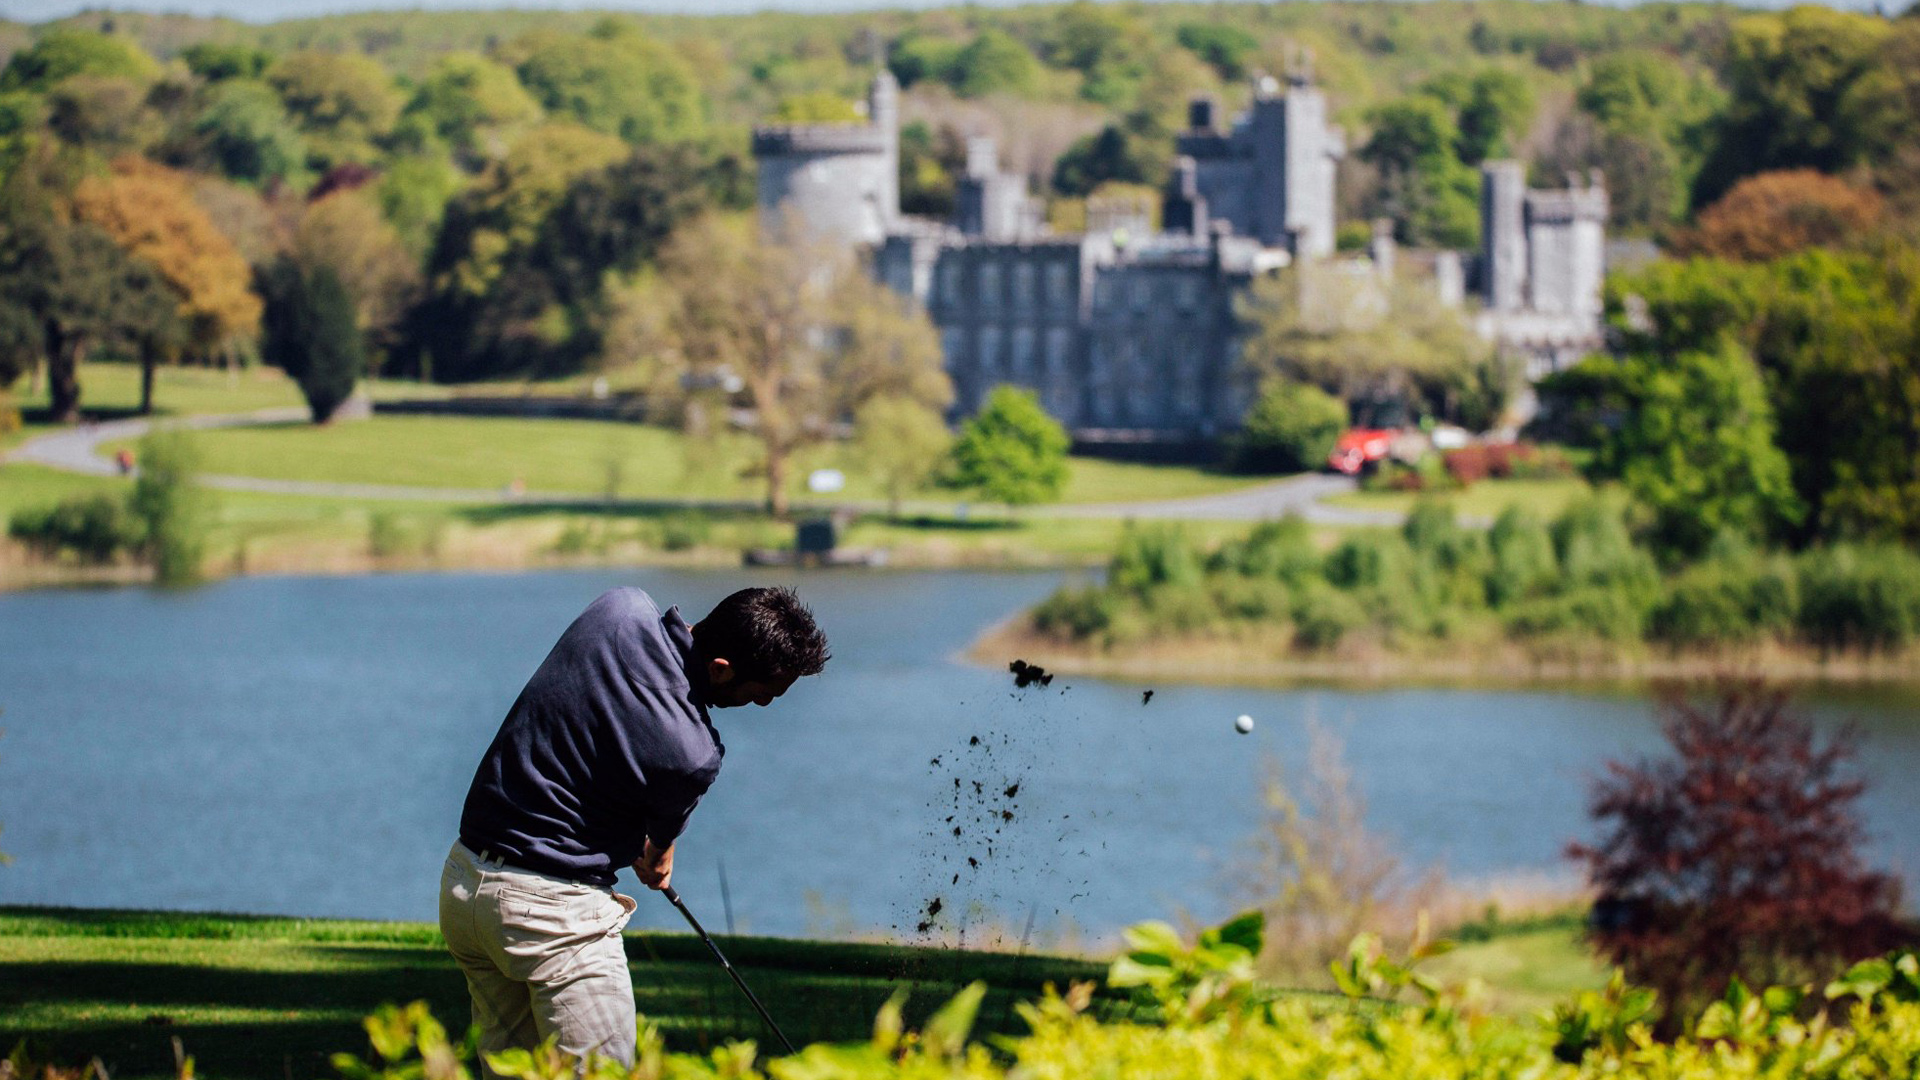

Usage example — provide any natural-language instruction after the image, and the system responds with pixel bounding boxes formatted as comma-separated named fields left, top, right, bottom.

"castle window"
left=1130, top=276, right=1151, bottom=312
left=1045, top=328, right=1072, bottom=374
left=938, top=262, right=960, bottom=308
left=1012, top=263, right=1036, bottom=313
left=1011, top=328, right=1036, bottom=381
left=978, top=263, right=1002, bottom=310
left=979, top=327, right=1003, bottom=376
left=1045, top=263, right=1071, bottom=306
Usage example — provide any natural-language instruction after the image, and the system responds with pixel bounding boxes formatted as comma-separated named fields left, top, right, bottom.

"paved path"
left=5, top=409, right=1403, bottom=524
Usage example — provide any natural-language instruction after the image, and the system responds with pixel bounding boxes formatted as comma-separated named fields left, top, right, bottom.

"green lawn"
left=98, top=414, right=1257, bottom=508
left=1322, top=477, right=1592, bottom=522
left=1421, top=925, right=1611, bottom=1015
left=0, top=907, right=1112, bottom=1080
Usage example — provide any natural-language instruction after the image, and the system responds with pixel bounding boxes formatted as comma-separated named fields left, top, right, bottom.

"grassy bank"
left=0, top=907, right=1110, bottom=1080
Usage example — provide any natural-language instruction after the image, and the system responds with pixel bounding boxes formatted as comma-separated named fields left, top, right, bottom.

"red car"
left=1327, top=428, right=1394, bottom=475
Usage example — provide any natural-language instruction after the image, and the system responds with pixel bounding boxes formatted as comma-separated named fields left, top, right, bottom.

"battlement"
left=751, top=125, right=891, bottom=157
left=1525, top=187, right=1609, bottom=225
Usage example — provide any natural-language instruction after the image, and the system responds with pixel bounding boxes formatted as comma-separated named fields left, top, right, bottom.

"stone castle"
left=754, top=71, right=1608, bottom=443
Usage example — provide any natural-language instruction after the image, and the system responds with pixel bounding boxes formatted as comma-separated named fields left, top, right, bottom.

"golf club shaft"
left=662, top=885, right=799, bottom=1055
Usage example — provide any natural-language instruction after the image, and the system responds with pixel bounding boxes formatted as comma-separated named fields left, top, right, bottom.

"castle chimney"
left=1188, top=96, right=1216, bottom=133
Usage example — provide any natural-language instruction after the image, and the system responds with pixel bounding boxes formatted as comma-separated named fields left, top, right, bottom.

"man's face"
left=704, top=658, right=797, bottom=709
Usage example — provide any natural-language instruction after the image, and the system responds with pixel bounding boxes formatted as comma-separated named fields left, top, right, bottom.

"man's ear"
left=707, top=657, right=735, bottom=686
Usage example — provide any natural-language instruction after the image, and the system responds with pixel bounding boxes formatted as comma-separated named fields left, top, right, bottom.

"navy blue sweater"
left=459, top=588, right=724, bottom=886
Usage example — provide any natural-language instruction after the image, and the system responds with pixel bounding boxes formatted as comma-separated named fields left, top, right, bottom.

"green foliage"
left=1289, top=579, right=1365, bottom=650
left=1590, top=340, right=1802, bottom=560
left=262, top=259, right=366, bottom=423
left=193, top=79, right=308, bottom=184
left=1361, top=96, right=1480, bottom=248
left=1174, top=23, right=1259, bottom=81
left=1044, top=1, right=1153, bottom=107
left=1649, top=555, right=1797, bottom=646
left=1229, top=379, right=1347, bottom=475
left=1209, top=516, right=1319, bottom=584
left=1794, top=544, right=1920, bottom=652
left=854, top=396, right=952, bottom=515
left=1549, top=969, right=1658, bottom=1063
left=1486, top=506, right=1558, bottom=606
left=509, top=30, right=703, bottom=145
left=888, top=33, right=962, bottom=90
left=129, top=430, right=211, bottom=586
left=771, top=92, right=862, bottom=124
left=268, top=51, right=403, bottom=169
left=0, top=30, right=160, bottom=94
left=7, top=493, right=137, bottom=563
left=948, top=31, right=1042, bottom=99
left=1107, top=912, right=1263, bottom=1025
left=402, top=52, right=542, bottom=164
left=1109, top=523, right=1202, bottom=594
left=947, top=386, right=1069, bottom=507
left=181, top=43, right=274, bottom=83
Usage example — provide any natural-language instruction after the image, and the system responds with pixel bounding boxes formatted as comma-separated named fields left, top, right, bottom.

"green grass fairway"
left=0, top=907, right=1111, bottom=1080
left=1322, top=477, right=1591, bottom=522
left=102, top=414, right=1258, bottom=508
left=1421, top=925, right=1611, bottom=1015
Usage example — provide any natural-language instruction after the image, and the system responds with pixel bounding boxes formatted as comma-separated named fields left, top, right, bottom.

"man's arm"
left=633, top=836, right=674, bottom=890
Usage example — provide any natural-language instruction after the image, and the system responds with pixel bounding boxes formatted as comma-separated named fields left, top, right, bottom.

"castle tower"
left=1480, top=160, right=1529, bottom=312
left=750, top=69, right=900, bottom=246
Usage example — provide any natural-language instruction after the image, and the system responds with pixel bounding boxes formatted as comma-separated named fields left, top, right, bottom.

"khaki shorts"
left=439, top=841, right=638, bottom=1077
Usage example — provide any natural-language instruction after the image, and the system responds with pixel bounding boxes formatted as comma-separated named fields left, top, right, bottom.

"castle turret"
left=751, top=70, right=900, bottom=245
left=1480, top=160, right=1529, bottom=312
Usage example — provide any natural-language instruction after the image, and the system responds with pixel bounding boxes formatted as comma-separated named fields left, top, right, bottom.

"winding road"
left=4, top=409, right=1400, bottom=524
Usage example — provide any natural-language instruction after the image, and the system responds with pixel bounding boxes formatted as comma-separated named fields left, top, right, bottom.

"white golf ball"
left=1234, top=714, right=1255, bottom=734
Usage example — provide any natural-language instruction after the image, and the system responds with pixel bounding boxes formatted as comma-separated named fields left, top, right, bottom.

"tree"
left=262, top=259, right=365, bottom=423
left=401, top=51, right=542, bottom=167
left=948, top=385, right=1070, bottom=509
left=1569, top=680, right=1904, bottom=1031
left=1423, top=69, right=1534, bottom=165
left=129, top=429, right=213, bottom=586
left=1229, top=379, right=1348, bottom=474
left=1045, top=1, right=1153, bottom=107
left=191, top=79, right=307, bottom=185
left=507, top=29, right=703, bottom=145
left=1691, top=7, right=1889, bottom=208
left=294, top=188, right=421, bottom=355
left=1175, top=23, right=1259, bottom=82
left=1238, top=260, right=1485, bottom=409
left=651, top=214, right=950, bottom=516
left=1360, top=97, right=1479, bottom=247
left=949, top=31, right=1043, bottom=99
left=1673, top=169, right=1883, bottom=262
left=267, top=51, right=402, bottom=169
left=855, top=396, right=951, bottom=517
left=180, top=42, right=273, bottom=83
left=0, top=29, right=159, bottom=94
left=0, top=214, right=178, bottom=422
left=70, top=158, right=262, bottom=410
left=1590, top=339, right=1802, bottom=560
left=46, top=75, right=160, bottom=155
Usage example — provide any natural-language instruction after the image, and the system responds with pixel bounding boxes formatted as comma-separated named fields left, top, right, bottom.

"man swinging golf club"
left=440, top=585, right=829, bottom=1074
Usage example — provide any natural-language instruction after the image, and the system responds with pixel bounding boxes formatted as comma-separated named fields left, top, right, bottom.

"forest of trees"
left=0, top=1, right=1916, bottom=434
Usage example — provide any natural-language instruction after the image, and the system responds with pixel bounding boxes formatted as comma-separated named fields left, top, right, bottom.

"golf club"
left=661, top=885, right=799, bottom=1055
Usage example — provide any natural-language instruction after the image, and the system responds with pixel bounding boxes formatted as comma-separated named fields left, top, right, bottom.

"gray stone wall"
left=751, top=73, right=899, bottom=245
left=1176, top=77, right=1342, bottom=258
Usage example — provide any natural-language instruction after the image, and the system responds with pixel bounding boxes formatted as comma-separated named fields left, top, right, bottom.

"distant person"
left=441, top=586, right=828, bottom=1074
left=115, top=448, right=134, bottom=475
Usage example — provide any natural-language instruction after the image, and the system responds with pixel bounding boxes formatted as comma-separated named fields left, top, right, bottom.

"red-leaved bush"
left=1568, top=680, right=1906, bottom=1030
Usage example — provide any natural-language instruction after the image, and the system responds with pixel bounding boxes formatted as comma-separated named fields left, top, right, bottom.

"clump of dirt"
left=1009, top=659, right=1053, bottom=688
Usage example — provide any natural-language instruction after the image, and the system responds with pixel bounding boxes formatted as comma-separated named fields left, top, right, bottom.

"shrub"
left=1108, top=524, right=1202, bottom=594
left=1552, top=495, right=1659, bottom=599
left=1228, top=380, right=1348, bottom=474
left=1505, top=585, right=1651, bottom=641
left=127, top=430, right=211, bottom=586
left=1215, top=576, right=1293, bottom=621
left=1485, top=506, right=1558, bottom=608
left=653, top=511, right=709, bottom=552
left=1569, top=680, right=1905, bottom=1032
left=1290, top=579, right=1364, bottom=650
left=1648, top=557, right=1797, bottom=646
left=1143, top=581, right=1221, bottom=634
left=1209, top=516, right=1319, bottom=584
left=1795, top=544, right=1920, bottom=652
left=8, top=494, right=136, bottom=563
left=1324, top=530, right=1417, bottom=592
left=1032, top=585, right=1118, bottom=640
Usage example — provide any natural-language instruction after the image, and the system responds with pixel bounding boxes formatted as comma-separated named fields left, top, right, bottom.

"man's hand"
left=634, top=838, right=675, bottom=891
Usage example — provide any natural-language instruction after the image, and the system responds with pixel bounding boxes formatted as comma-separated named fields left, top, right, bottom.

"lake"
left=0, top=568, right=1914, bottom=945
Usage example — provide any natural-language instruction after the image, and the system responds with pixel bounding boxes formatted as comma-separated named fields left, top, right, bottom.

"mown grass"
left=0, top=907, right=1112, bottom=1080
left=100, top=416, right=1255, bottom=507
left=1320, top=477, right=1591, bottom=522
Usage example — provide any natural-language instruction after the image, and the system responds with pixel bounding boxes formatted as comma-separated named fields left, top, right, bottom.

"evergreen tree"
left=263, top=259, right=365, bottom=423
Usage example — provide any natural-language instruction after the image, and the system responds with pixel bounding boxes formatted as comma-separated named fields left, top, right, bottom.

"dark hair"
left=695, top=586, right=829, bottom=680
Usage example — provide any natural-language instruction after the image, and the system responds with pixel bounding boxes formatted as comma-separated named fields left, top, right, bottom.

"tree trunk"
left=139, top=341, right=157, bottom=416
left=45, top=324, right=83, bottom=424
left=765, top=445, right=789, bottom=518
